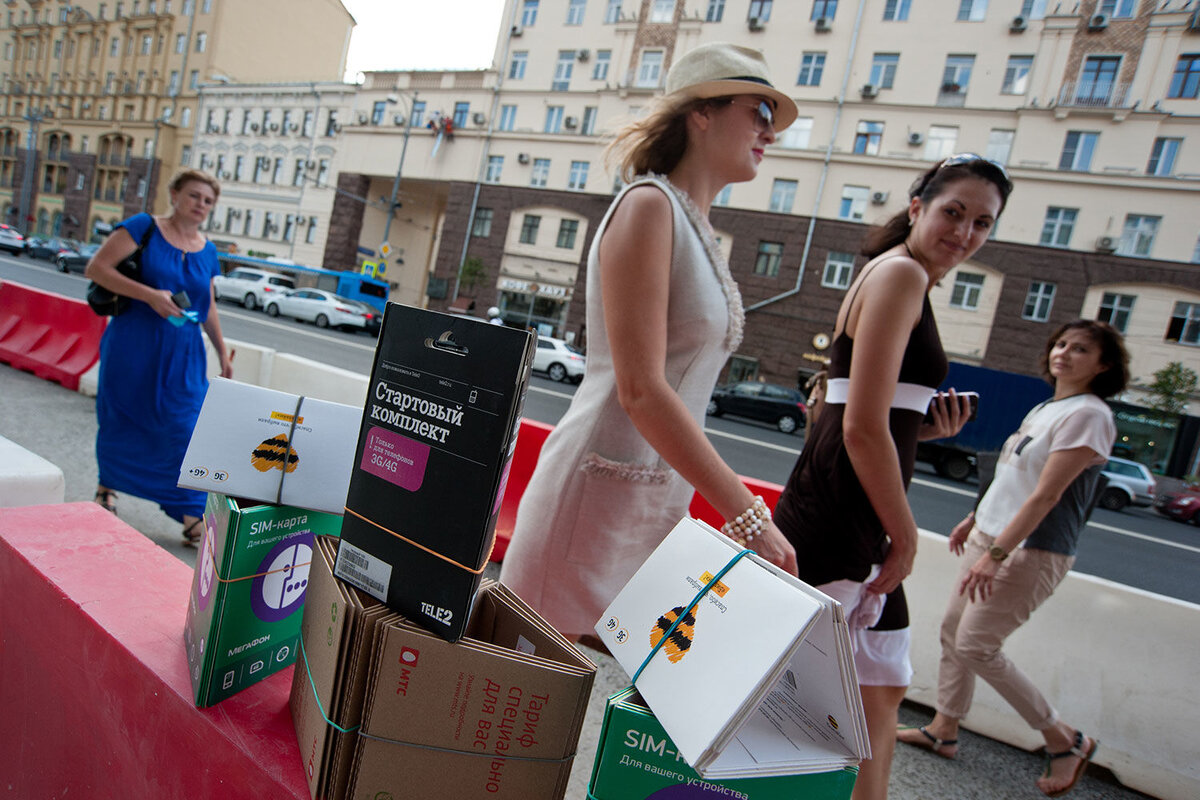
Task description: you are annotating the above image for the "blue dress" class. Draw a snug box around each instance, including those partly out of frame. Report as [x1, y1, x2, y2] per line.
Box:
[95, 213, 221, 522]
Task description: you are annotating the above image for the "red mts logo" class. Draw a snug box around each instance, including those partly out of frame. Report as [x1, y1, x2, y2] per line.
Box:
[395, 646, 419, 696]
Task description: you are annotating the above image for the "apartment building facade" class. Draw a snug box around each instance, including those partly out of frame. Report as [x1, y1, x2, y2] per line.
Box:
[0, 0, 352, 239]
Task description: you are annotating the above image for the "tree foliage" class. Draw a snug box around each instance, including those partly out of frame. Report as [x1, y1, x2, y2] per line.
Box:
[1147, 361, 1198, 416]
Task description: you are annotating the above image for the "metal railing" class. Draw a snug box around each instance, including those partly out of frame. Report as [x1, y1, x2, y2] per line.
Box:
[1058, 81, 1131, 108]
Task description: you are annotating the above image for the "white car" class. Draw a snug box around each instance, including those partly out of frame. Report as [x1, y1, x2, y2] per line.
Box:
[532, 336, 586, 383]
[0, 223, 28, 256]
[212, 267, 296, 310]
[1099, 457, 1156, 511]
[265, 288, 379, 332]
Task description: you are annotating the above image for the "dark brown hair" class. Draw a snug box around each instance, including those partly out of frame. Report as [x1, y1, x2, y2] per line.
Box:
[168, 168, 221, 199]
[1040, 319, 1130, 399]
[861, 157, 1012, 258]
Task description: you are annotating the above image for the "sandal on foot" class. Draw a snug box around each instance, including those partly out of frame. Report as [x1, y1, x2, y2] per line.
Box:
[94, 489, 118, 514]
[182, 518, 204, 548]
[1039, 731, 1097, 798]
[896, 725, 958, 759]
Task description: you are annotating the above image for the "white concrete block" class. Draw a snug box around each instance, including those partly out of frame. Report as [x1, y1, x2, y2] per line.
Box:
[0, 436, 65, 507]
[266, 352, 368, 408]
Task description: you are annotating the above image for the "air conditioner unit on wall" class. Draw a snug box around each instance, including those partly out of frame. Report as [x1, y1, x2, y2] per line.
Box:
[472, 112, 486, 125]
[814, 16, 831, 32]
[517, 152, 530, 164]
[748, 16, 765, 31]
[1088, 13, 1108, 31]
[577, 49, 590, 62]
[871, 190, 889, 205]
[564, 115, 578, 129]
[1011, 16, 1027, 32]
[860, 84, 878, 98]
[393, 114, 406, 126]
[357, 113, 368, 124]
[907, 131, 924, 145]
[510, 24, 523, 37]
[1095, 236, 1117, 253]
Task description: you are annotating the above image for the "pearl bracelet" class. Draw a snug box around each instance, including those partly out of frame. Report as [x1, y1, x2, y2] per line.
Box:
[722, 495, 771, 547]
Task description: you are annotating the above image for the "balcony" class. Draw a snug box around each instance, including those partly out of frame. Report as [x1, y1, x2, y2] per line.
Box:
[1057, 81, 1131, 109]
[937, 83, 967, 107]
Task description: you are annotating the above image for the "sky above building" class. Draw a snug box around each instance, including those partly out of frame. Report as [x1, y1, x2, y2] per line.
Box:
[341, 0, 507, 81]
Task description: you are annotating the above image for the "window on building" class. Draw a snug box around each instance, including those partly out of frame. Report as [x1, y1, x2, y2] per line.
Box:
[1147, 138, 1181, 176]
[883, 0, 910, 20]
[372, 101, 386, 125]
[1020, 0, 1048, 16]
[637, 50, 664, 87]
[822, 251, 855, 289]
[1059, 131, 1098, 171]
[521, 0, 539, 27]
[853, 120, 884, 155]
[140, 34, 151, 55]
[650, 0, 675, 22]
[180, 144, 191, 166]
[175, 33, 186, 53]
[1119, 214, 1160, 257]
[777, 117, 814, 149]
[769, 179, 797, 213]
[754, 241, 784, 277]
[510, 51, 528, 80]
[1169, 55, 1200, 99]
[985, 129, 1015, 164]
[811, 0, 837, 21]
[168, 70, 180, 96]
[519, 214, 541, 244]
[224, 109, 234, 134]
[498, 104, 517, 132]
[305, 217, 318, 244]
[233, 155, 244, 182]
[749, 0, 772, 21]
[924, 125, 958, 160]
[568, 160, 589, 190]
[706, 0, 725, 22]
[940, 55, 974, 101]
[1194, 234, 1200, 264]
[471, 208, 493, 237]
[453, 102, 470, 128]
[567, 0, 586, 25]
[553, 51, 574, 91]
[593, 50, 611, 81]
[408, 102, 424, 128]
[869, 54, 899, 89]
[180, 107, 191, 127]
[531, 158, 550, 187]
[325, 110, 339, 137]
[1077, 56, 1120, 106]
[1022, 281, 1056, 322]
[1098, 292, 1136, 333]
[1166, 302, 1200, 345]
[293, 159, 305, 187]
[111, 37, 120, 57]
[581, 106, 598, 135]
[957, 0, 988, 21]
[544, 106, 564, 133]
[189, 70, 199, 90]
[316, 158, 329, 187]
[1098, 0, 1135, 17]
[195, 31, 206, 52]
[713, 185, 732, 206]
[950, 272, 985, 310]
[605, 0, 622, 24]
[557, 219, 580, 249]
[839, 185, 869, 221]
[1040, 207, 1077, 247]
[1002, 55, 1033, 94]
[271, 157, 283, 185]
[485, 155, 504, 183]
[798, 53, 826, 86]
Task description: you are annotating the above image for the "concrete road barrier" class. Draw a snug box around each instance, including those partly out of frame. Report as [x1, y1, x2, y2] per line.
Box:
[0, 435, 64, 507]
[0, 281, 107, 391]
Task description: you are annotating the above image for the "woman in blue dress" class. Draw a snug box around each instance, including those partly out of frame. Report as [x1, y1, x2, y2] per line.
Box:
[85, 169, 233, 545]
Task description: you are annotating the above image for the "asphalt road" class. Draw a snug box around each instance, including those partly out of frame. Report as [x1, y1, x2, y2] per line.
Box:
[4, 252, 1199, 605]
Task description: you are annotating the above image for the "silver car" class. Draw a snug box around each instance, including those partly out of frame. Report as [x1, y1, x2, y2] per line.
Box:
[212, 267, 296, 310]
[0, 223, 28, 256]
[1099, 457, 1156, 511]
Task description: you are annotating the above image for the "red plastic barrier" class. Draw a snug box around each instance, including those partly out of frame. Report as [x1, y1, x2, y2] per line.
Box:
[0, 503, 309, 798]
[0, 280, 107, 391]
[491, 418, 785, 563]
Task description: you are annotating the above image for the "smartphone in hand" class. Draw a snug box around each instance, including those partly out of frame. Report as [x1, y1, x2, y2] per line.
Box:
[924, 391, 979, 423]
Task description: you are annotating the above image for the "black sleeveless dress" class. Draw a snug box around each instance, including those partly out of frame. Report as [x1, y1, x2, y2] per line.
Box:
[775, 263, 947, 628]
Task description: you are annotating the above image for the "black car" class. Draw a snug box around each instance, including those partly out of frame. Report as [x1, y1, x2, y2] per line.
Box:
[27, 236, 78, 261]
[707, 381, 808, 434]
[56, 243, 101, 273]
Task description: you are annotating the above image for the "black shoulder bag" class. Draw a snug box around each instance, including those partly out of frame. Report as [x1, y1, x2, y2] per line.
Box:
[87, 222, 157, 317]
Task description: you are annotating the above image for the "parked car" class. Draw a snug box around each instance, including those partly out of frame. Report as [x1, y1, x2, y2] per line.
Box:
[212, 267, 296, 310]
[1098, 456, 1156, 511]
[27, 236, 78, 261]
[265, 288, 380, 333]
[1154, 487, 1200, 524]
[0, 223, 28, 256]
[531, 336, 586, 383]
[56, 243, 101, 273]
[707, 381, 808, 434]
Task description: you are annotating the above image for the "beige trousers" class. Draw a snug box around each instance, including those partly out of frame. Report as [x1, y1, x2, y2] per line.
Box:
[936, 528, 1074, 730]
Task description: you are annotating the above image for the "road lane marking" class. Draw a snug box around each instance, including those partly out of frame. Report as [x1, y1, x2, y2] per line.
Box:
[217, 306, 378, 351]
[1085, 521, 1200, 555]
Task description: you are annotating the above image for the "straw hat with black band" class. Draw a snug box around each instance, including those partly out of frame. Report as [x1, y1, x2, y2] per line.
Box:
[664, 42, 799, 132]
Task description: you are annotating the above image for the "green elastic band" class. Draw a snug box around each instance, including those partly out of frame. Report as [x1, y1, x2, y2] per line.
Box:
[630, 548, 754, 686]
[299, 636, 360, 734]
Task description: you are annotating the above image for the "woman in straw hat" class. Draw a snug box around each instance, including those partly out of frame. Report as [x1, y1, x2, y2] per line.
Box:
[500, 43, 798, 641]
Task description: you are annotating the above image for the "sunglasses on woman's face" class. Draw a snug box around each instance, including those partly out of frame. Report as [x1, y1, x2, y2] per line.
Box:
[727, 99, 774, 133]
[937, 153, 1013, 193]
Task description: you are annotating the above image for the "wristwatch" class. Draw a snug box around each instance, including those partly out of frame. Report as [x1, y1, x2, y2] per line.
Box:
[988, 545, 1009, 563]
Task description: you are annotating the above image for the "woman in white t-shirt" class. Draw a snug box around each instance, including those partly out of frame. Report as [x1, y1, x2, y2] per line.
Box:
[897, 320, 1129, 798]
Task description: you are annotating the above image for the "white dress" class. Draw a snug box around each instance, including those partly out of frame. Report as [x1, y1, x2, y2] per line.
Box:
[499, 175, 744, 636]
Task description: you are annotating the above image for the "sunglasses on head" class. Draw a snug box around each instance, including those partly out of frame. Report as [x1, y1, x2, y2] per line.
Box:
[725, 99, 774, 133]
[933, 153, 1012, 193]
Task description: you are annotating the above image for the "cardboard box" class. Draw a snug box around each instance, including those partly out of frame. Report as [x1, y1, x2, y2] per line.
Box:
[292, 538, 596, 800]
[589, 688, 859, 800]
[184, 492, 343, 707]
[179, 378, 363, 515]
[333, 304, 533, 641]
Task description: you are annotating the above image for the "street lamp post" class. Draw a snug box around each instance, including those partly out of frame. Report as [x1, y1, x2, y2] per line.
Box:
[381, 90, 416, 252]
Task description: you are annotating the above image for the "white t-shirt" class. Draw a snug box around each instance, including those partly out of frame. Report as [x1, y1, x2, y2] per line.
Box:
[974, 393, 1116, 555]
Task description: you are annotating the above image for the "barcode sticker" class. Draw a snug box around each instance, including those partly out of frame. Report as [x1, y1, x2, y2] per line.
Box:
[334, 541, 392, 601]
